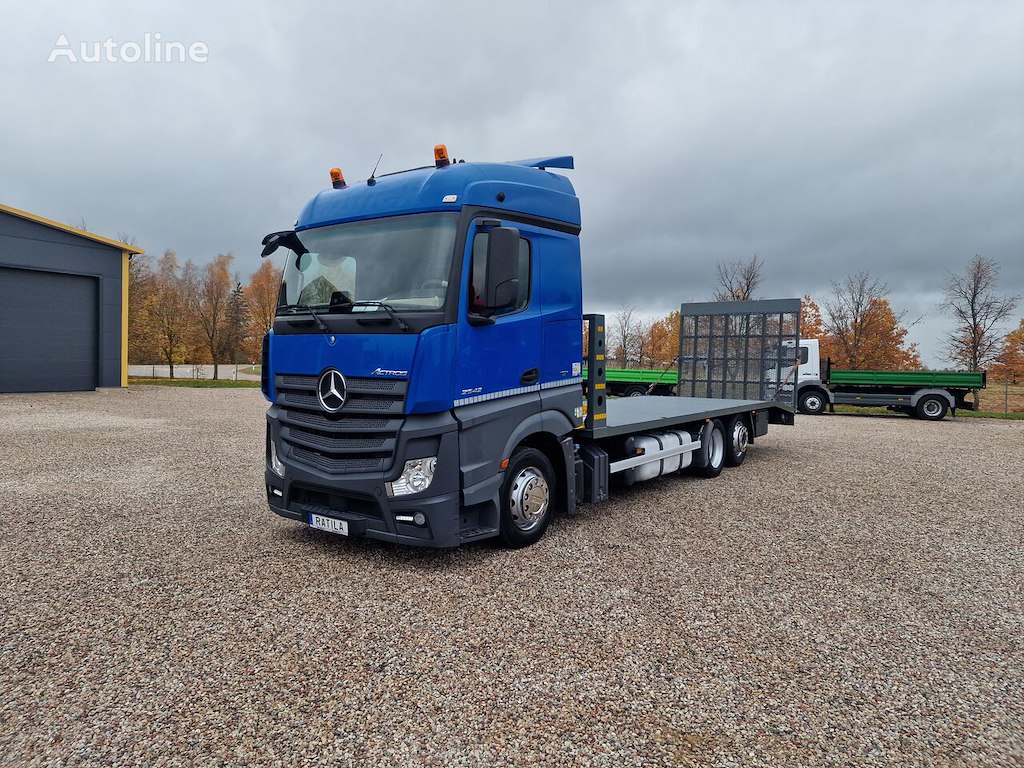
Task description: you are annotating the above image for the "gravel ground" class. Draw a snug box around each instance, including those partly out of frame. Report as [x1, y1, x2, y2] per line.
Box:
[1, 387, 1021, 768]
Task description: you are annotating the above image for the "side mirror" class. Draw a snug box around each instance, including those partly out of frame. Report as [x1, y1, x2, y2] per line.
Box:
[260, 232, 283, 257]
[260, 230, 308, 258]
[483, 227, 520, 310]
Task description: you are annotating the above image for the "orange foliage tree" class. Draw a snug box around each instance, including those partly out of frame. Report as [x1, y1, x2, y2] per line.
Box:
[800, 294, 841, 363]
[244, 260, 284, 360]
[187, 253, 235, 380]
[821, 273, 921, 370]
[645, 310, 680, 367]
[992, 319, 1024, 382]
[855, 298, 922, 370]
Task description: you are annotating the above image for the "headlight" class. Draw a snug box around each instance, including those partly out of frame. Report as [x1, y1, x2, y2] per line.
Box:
[386, 457, 437, 497]
[269, 438, 286, 477]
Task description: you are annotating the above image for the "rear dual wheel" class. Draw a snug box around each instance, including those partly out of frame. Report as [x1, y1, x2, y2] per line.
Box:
[694, 419, 726, 478]
[693, 416, 748, 479]
[724, 414, 749, 467]
[916, 395, 948, 421]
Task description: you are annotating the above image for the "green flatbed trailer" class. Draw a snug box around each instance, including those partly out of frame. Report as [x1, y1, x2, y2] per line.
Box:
[796, 360, 987, 420]
[826, 368, 986, 389]
[583, 367, 680, 397]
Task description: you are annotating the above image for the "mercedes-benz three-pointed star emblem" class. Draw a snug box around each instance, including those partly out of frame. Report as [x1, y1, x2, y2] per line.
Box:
[316, 368, 347, 413]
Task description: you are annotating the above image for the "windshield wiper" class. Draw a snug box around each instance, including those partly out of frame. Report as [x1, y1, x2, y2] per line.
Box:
[277, 303, 329, 334]
[331, 300, 412, 332]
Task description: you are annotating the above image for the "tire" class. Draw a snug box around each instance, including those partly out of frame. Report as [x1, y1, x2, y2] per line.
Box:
[694, 419, 726, 479]
[724, 414, 750, 467]
[622, 384, 648, 397]
[498, 448, 555, 548]
[916, 395, 948, 421]
[798, 390, 827, 415]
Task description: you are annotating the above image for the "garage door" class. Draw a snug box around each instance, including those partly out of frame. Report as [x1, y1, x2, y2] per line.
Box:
[0, 266, 98, 392]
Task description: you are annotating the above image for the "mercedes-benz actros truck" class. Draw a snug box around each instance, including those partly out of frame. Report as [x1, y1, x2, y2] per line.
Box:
[260, 146, 798, 548]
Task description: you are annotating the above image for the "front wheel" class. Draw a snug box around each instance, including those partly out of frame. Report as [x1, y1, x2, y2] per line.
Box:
[916, 395, 948, 421]
[498, 448, 555, 548]
[799, 390, 827, 415]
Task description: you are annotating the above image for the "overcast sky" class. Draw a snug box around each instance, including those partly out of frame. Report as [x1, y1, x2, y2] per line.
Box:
[2, 1, 1022, 365]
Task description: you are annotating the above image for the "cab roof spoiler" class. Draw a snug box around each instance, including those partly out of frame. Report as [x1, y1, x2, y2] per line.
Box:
[508, 155, 574, 170]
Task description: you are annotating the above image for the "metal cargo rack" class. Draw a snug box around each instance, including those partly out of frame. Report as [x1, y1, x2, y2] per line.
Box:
[677, 298, 801, 418]
[579, 299, 800, 440]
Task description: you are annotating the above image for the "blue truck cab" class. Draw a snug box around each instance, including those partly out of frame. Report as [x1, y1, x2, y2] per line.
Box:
[262, 147, 586, 547]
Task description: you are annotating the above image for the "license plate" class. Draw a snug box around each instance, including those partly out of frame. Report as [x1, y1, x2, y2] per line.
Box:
[309, 513, 348, 536]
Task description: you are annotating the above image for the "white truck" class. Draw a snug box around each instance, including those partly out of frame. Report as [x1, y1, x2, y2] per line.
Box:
[793, 340, 985, 420]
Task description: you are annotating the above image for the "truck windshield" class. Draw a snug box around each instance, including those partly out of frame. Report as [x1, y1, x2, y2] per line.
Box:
[281, 213, 458, 312]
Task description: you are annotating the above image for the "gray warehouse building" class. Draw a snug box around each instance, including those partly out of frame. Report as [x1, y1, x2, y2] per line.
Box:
[0, 204, 144, 393]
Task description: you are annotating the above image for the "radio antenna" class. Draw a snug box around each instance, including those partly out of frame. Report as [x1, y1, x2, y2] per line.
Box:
[368, 154, 383, 182]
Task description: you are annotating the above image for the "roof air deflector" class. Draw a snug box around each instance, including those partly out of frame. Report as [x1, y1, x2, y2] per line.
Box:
[509, 156, 574, 170]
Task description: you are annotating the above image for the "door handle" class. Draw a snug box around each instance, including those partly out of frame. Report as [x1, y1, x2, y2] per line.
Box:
[520, 368, 540, 386]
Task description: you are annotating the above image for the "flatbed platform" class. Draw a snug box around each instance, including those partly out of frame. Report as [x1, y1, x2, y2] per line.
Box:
[581, 396, 787, 439]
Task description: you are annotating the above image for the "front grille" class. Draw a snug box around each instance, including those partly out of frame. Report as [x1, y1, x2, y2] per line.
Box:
[283, 410, 390, 431]
[275, 373, 407, 474]
[279, 390, 404, 414]
[292, 448, 384, 473]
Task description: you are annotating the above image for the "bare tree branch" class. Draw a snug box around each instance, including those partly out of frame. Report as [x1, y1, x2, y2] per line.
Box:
[610, 304, 641, 367]
[714, 255, 763, 302]
[942, 255, 1020, 371]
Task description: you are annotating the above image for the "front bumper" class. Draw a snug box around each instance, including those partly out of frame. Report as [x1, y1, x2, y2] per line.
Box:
[265, 408, 465, 548]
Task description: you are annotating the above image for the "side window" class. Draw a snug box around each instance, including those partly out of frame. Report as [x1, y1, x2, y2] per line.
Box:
[470, 232, 531, 316]
[799, 346, 809, 365]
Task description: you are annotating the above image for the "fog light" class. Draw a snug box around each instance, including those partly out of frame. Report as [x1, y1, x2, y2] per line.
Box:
[269, 439, 286, 477]
[386, 457, 437, 497]
[395, 511, 429, 527]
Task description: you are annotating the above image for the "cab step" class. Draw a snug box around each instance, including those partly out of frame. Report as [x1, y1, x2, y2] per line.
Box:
[459, 526, 498, 542]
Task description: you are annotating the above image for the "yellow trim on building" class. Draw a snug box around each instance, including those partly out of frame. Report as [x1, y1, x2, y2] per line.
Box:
[121, 250, 129, 387]
[0, 203, 145, 255]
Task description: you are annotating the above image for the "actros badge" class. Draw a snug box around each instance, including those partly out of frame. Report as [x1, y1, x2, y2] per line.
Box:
[317, 368, 347, 413]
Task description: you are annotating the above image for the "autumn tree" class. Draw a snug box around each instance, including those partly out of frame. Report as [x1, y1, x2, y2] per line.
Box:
[992, 319, 1024, 383]
[149, 251, 191, 378]
[800, 294, 841, 369]
[189, 253, 235, 380]
[127, 254, 159, 364]
[859, 298, 921, 370]
[822, 272, 920, 370]
[635, 317, 655, 368]
[222, 282, 250, 365]
[942, 256, 1019, 371]
[245, 260, 283, 359]
[714, 255, 764, 302]
[646, 310, 680, 367]
[800, 294, 825, 339]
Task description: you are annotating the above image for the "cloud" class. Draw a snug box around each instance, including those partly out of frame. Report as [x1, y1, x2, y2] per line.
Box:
[2, 0, 1021, 365]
